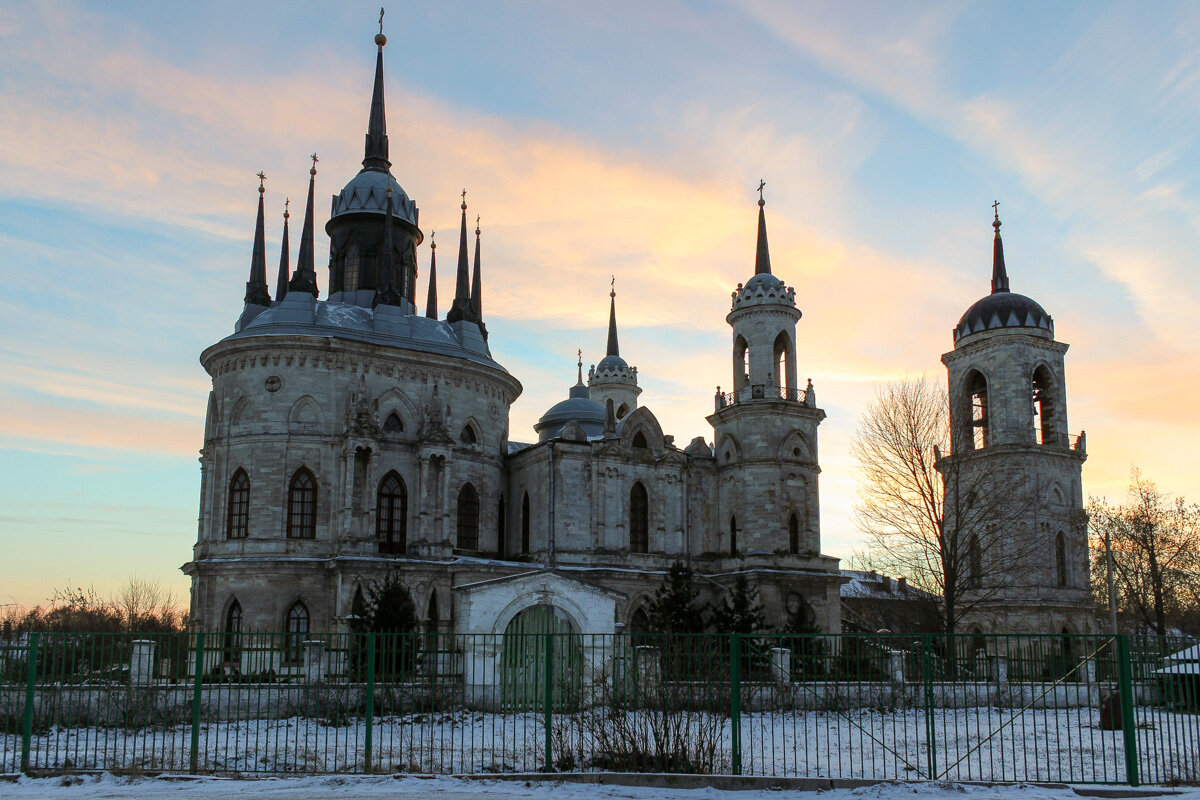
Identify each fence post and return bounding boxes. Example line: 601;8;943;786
189;632;204;774
1116;634;1139;786
364;633;376;773
921;633;937;780
730;633;742;776
20;632;38;773
543;631;554;772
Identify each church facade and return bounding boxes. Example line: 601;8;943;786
182;31;843;641
182;27;1092;644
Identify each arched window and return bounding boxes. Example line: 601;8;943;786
730;516;738;556
967;534;982;589
1055;531;1068;587
383;412;403;433
497;497;507;557
632;431;648;450
630;482;649;553
460;425;477;445
343;242;360;293
226;469;249;540
617;403;631;419
1032;366;1057;445
287;468;317;539
734;335;749;390
773;330;794;395
284;601;309;665
223;600;242;665
521;492;531;553
788;512;800;555
965;371;989;450
376;471;407;555
456;483;480;550
351;586;367;625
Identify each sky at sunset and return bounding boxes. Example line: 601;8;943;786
2;1;1199;610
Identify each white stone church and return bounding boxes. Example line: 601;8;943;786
182;28;1095;644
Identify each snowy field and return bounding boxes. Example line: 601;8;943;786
5;706;1199;783
1;775;1199;800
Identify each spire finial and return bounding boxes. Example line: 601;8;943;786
363;18;390;171
757;178;766;206
461;188;467;209
470;212;484;326
274;198;291;302
257;171;266;193
990;201;1009;294
288;157;319;297
284;198;290;219
430;230;436;250
244;178;271;307
754;181;772;275
606;280;620;357
576;348;584;385
375;7;386;47
310;153;318;176
425;231;439;319
448;190;475;323
610;274;615;299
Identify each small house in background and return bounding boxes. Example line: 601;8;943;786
1156;643;1200;710
840;570;941;634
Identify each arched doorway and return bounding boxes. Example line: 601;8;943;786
500;605;582;711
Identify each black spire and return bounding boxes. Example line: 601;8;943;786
288;155;320;297
754;179;771;275
244;172;271;307
447;190;475;323
991;201;1009;294
362;10;390;173
274;199;290;302
606;279;620;357
470;216;483;320
425;232;438;318
375;184;403;306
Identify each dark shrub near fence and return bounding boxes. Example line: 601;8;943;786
1;631;1197;784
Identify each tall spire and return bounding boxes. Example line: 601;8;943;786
375;183;402;306
447;190;475;323
754;179;772;275
274;199;290;302
470;215;483;321
606;277;620;357
576;348;584;385
991;201;1009;294
288;155;319;296
362;8;390;173
425;231;438;318
244;172;271;306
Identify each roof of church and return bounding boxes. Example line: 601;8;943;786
536;360;606;440
953;210;1053;344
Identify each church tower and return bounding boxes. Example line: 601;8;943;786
587;284;641;420
937;207;1092;635
707;187;825;558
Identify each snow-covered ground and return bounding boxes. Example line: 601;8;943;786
5;707;1198;784
1;775;1199;800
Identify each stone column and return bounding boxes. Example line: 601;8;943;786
130;640;156;685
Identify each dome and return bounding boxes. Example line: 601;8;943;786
596;354;628;372
534;382;606;442
743;272;783;291
330;169;418;227
954;291;1053;343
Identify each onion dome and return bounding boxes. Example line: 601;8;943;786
954;207;1053;344
535;354;606;442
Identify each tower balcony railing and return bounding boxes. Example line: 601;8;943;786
715;383;808;410
1039;430;1086;453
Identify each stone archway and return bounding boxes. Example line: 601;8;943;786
500;604;583;710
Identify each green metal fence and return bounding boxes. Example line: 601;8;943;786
2;631;1197;783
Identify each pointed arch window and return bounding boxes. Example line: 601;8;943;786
1032;366;1057;445
284;601;309;665
383;412;403;434
226;468;250;540
223;600;243;665
965;371;989;450
617;403;631;419
343;242;360;293
734;335;749;390
521;491;531;554
376;471;407;555
730;516;738;556
460;424;477;445
632;431;648;450
456;483;479;551
630;482;649;553
788;512;800;555
287;468;317;539
1055;531;1068;587
773;330;795;395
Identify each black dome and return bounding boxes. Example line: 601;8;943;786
954;291;1053;343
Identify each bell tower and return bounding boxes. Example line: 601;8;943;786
938;207;1092;634
708;186;825;559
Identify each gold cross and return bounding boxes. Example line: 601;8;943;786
757;179;766;201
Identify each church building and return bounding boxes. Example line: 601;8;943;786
182;28;844;641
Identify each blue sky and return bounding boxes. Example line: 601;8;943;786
2;1;1198;608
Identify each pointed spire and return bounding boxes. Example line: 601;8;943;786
375;184;403;306
470;215;483;321
244;172;271;306
754;179;772;275
425;231;438;318
274;199;290;302
606;277;620;357
362;8;390;173
576;348;584;386
990;201;1009;294
447;190;475;323
289;155;320;297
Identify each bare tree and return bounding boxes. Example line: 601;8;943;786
1088;471;1200;636
113;577;183;633
851;378;1040;635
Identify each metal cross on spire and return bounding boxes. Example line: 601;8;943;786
310;152;319;173
993;199;1000;219
378;6;385;34
461;188;467;208
284;198;290;218
431;230;436;249
610;274;615;298
257;171;266;192
757;179;766;202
